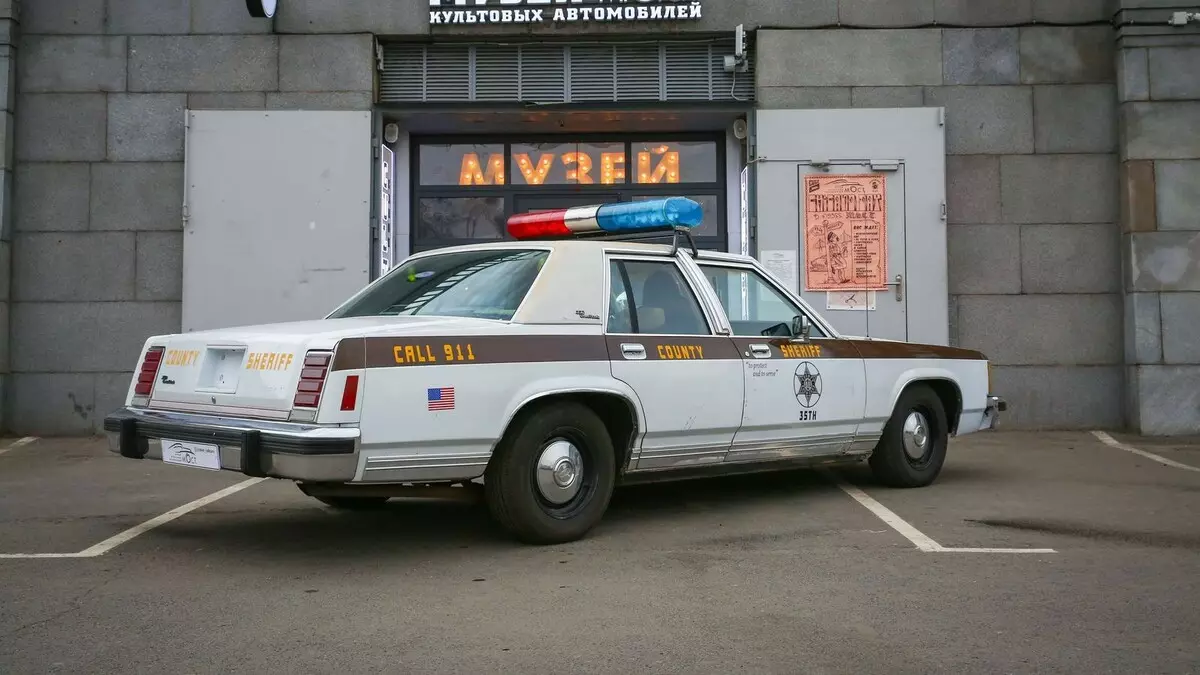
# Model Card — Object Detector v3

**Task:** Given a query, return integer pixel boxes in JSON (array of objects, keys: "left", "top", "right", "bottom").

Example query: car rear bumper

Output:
[
  {"left": 980, "top": 395, "right": 1007, "bottom": 431},
  {"left": 103, "top": 407, "right": 360, "bottom": 482}
]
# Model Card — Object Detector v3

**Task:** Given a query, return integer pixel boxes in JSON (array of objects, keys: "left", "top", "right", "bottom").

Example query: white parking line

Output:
[
  {"left": 1092, "top": 431, "right": 1200, "bottom": 473},
  {"left": 0, "top": 477, "right": 266, "bottom": 560},
  {"left": 0, "top": 437, "right": 38, "bottom": 456},
  {"left": 822, "top": 471, "right": 1056, "bottom": 554}
]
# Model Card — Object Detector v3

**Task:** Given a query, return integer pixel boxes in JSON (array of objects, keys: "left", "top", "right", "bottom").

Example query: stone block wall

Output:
[
  {"left": 1115, "top": 2, "right": 1200, "bottom": 435},
  {"left": 756, "top": 15, "right": 1124, "bottom": 429},
  {"left": 9, "top": 0, "right": 374, "bottom": 434},
  {"left": 0, "top": 1, "right": 13, "bottom": 433},
  {"left": 10, "top": 0, "right": 1181, "bottom": 434}
]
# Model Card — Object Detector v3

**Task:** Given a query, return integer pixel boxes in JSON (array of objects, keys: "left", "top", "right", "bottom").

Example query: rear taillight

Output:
[
  {"left": 292, "top": 351, "right": 332, "bottom": 408},
  {"left": 134, "top": 346, "right": 165, "bottom": 397}
]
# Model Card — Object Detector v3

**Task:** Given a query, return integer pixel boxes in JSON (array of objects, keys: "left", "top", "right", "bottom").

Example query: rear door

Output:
[{"left": 604, "top": 253, "right": 744, "bottom": 470}]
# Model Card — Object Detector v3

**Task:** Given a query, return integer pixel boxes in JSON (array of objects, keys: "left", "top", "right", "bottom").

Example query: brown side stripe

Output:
[
  {"left": 332, "top": 335, "right": 609, "bottom": 370},
  {"left": 604, "top": 335, "right": 742, "bottom": 361},
  {"left": 728, "top": 337, "right": 860, "bottom": 359},
  {"left": 729, "top": 337, "right": 984, "bottom": 361},
  {"left": 330, "top": 335, "right": 985, "bottom": 370},
  {"left": 847, "top": 340, "right": 985, "bottom": 360}
]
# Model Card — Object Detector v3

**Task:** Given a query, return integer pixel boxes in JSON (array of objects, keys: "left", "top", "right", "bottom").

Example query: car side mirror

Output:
[{"left": 792, "top": 315, "right": 812, "bottom": 341}]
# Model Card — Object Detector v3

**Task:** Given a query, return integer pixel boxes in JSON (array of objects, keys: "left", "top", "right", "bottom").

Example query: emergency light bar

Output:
[{"left": 506, "top": 197, "right": 704, "bottom": 240}]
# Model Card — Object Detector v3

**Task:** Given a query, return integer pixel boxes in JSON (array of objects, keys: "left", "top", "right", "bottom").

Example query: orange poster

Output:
[{"left": 802, "top": 173, "right": 888, "bottom": 291}]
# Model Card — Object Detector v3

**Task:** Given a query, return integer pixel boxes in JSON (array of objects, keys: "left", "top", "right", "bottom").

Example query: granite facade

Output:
[
  {"left": 10, "top": 0, "right": 374, "bottom": 434},
  {"left": 5, "top": 0, "right": 1192, "bottom": 434},
  {"left": 1114, "top": 1, "right": 1200, "bottom": 434}
]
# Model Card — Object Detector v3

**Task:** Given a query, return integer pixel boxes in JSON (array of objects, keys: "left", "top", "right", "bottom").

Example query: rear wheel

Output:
[
  {"left": 484, "top": 401, "right": 616, "bottom": 545},
  {"left": 868, "top": 383, "right": 949, "bottom": 488}
]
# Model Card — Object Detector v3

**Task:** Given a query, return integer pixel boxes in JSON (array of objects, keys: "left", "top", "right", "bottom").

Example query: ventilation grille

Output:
[{"left": 379, "top": 39, "right": 755, "bottom": 104}]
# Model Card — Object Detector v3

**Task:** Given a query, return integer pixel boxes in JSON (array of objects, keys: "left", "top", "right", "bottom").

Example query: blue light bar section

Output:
[{"left": 594, "top": 197, "right": 704, "bottom": 232}]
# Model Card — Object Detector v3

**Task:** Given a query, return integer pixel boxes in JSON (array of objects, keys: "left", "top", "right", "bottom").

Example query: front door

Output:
[
  {"left": 604, "top": 254, "right": 745, "bottom": 471},
  {"left": 695, "top": 260, "right": 868, "bottom": 461}
]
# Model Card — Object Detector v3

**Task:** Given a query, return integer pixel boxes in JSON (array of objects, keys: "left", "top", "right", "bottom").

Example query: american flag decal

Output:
[{"left": 427, "top": 386, "right": 455, "bottom": 411}]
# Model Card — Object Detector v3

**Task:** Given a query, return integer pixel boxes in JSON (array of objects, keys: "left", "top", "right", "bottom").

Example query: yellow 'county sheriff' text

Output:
[
  {"left": 246, "top": 351, "right": 294, "bottom": 371},
  {"left": 657, "top": 344, "right": 705, "bottom": 360},
  {"left": 780, "top": 344, "right": 822, "bottom": 359},
  {"left": 164, "top": 349, "right": 199, "bottom": 367},
  {"left": 393, "top": 343, "right": 477, "bottom": 365}
]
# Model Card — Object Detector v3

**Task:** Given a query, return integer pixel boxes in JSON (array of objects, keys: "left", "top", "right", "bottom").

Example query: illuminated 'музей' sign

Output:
[{"left": 458, "top": 144, "right": 684, "bottom": 186}]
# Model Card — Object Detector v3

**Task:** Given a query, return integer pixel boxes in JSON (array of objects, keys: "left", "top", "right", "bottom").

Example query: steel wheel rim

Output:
[
  {"left": 902, "top": 410, "right": 931, "bottom": 461},
  {"left": 535, "top": 439, "right": 585, "bottom": 506}
]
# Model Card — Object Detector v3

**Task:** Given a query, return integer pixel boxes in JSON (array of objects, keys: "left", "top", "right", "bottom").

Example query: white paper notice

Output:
[
  {"left": 826, "top": 290, "right": 877, "bottom": 311},
  {"left": 760, "top": 250, "right": 798, "bottom": 293}
]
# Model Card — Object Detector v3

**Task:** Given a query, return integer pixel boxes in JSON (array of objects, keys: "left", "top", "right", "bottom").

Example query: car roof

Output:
[{"left": 390, "top": 238, "right": 759, "bottom": 327}]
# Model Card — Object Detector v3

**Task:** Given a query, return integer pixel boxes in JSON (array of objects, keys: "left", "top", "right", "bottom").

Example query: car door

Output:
[
  {"left": 693, "top": 259, "right": 869, "bottom": 461},
  {"left": 604, "top": 253, "right": 744, "bottom": 471}
]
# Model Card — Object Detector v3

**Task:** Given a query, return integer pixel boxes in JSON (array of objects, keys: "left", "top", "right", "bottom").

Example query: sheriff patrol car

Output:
[{"left": 104, "top": 197, "right": 1005, "bottom": 545}]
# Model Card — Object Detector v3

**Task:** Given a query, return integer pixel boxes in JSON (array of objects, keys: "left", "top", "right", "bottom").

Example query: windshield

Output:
[{"left": 328, "top": 248, "right": 551, "bottom": 321}]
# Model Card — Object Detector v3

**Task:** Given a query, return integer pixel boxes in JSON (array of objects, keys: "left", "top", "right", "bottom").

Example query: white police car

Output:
[{"left": 104, "top": 197, "right": 1005, "bottom": 545}]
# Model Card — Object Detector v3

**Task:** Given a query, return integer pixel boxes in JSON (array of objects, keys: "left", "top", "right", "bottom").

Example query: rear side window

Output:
[
  {"left": 328, "top": 249, "right": 550, "bottom": 321},
  {"left": 607, "top": 258, "right": 711, "bottom": 336}
]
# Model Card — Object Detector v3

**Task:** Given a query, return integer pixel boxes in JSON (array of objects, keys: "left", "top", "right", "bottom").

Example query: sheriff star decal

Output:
[{"left": 793, "top": 361, "right": 823, "bottom": 410}]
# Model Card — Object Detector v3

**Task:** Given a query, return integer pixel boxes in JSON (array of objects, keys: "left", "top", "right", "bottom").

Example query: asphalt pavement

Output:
[{"left": 2, "top": 430, "right": 1198, "bottom": 674}]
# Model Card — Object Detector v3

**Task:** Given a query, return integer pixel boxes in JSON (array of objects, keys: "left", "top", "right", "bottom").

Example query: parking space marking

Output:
[
  {"left": 0, "top": 437, "right": 38, "bottom": 456},
  {"left": 822, "top": 471, "right": 1056, "bottom": 554},
  {"left": 1092, "top": 431, "right": 1200, "bottom": 473},
  {"left": 0, "top": 477, "right": 266, "bottom": 560}
]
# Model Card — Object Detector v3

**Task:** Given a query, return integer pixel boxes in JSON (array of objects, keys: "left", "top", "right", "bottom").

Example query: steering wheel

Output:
[{"left": 760, "top": 322, "right": 791, "bottom": 337}]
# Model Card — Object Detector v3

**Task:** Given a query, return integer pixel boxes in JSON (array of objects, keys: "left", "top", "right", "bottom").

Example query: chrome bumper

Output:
[
  {"left": 103, "top": 407, "right": 360, "bottom": 482},
  {"left": 980, "top": 395, "right": 1007, "bottom": 431}
]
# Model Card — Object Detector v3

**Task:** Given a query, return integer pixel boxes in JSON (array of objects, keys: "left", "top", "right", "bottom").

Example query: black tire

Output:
[
  {"left": 484, "top": 401, "right": 616, "bottom": 545},
  {"left": 868, "top": 383, "right": 949, "bottom": 488}
]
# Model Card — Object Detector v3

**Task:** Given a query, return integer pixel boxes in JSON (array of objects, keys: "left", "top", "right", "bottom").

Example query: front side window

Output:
[
  {"left": 329, "top": 249, "right": 549, "bottom": 321},
  {"left": 607, "top": 259, "right": 711, "bottom": 336},
  {"left": 698, "top": 264, "right": 827, "bottom": 338}
]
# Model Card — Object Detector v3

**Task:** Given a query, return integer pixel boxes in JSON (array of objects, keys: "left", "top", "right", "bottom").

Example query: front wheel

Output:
[
  {"left": 484, "top": 401, "right": 616, "bottom": 545},
  {"left": 868, "top": 384, "right": 949, "bottom": 488}
]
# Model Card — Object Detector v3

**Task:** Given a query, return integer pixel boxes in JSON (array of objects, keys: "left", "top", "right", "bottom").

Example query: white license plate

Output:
[{"left": 161, "top": 439, "right": 222, "bottom": 471}]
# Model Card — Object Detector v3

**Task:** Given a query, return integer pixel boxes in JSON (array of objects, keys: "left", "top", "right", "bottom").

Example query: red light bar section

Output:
[{"left": 506, "top": 209, "right": 572, "bottom": 239}]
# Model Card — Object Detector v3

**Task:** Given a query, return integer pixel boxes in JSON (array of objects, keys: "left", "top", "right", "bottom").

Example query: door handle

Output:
[
  {"left": 882, "top": 273, "right": 903, "bottom": 301},
  {"left": 748, "top": 344, "right": 772, "bottom": 359},
  {"left": 620, "top": 343, "right": 647, "bottom": 360}
]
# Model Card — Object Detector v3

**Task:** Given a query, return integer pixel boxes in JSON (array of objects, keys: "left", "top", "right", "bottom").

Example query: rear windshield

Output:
[{"left": 328, "top": 248, "right": 550, "bottom": 321}]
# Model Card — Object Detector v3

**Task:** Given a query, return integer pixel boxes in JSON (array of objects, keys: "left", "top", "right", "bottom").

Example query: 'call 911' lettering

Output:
[
  {"left": 780, "top": 344, "right": 822, "bottom": 359},
  {"left": 657, "top": 344, "right": 705, "bottom": 360},
  {"left": 393, "top": 343, "right": 476, "bottom": 365}
]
